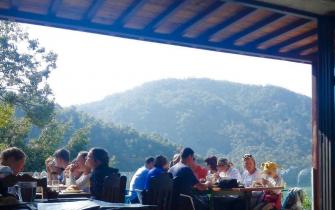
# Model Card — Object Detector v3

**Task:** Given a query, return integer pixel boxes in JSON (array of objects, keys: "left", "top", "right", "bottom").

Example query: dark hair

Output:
[
  {"left": 205, "top": 156, "right": 217, "bottom": 171},
  {"left": 78, "top": 151, "right": 88, "bottom": 160},
  {"left": 154, "top": 155, "right": 168, "bottom": 168},
  {"left": 180, "top": 147, "right": 194, "bottom": 160},
  {"left": 90, "top": 148, "right": 109, "bottom": 166},
  {"left": 0, "top": 147, "right": 26, "bottom": 164},
  {"left": 54, "top": 148, "right": 70, "bottom": 162},
  {"left": 145, "top": 157, "right": 155, "bottom": 165}
]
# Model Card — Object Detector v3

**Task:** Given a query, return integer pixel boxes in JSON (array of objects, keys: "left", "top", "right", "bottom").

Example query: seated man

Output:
[
  {"left": 0, "top": 147, "right": 26, "bottom": 177},
  {"left": 128, "top": 157, "right": 154, "bottom": 203},
  {"left": 168, "top": 147, "right": 209, "bottom": 210},
  {"left": 85, "top": 147, "right": 118, "bottom": 200},
  {"left": 0, "top": 147, "right": 26, "bottom": 196},
  {"left": 144, "top": 155, "right": 169, "bottom": 189}
]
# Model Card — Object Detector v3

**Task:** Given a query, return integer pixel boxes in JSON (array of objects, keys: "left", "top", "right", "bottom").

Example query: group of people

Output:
[
  {"left": 0, "top": 146, "right": 119, "bottom": 200},
  {"left": 0, "top": 146, "right": 284, "bottom": 210},
  {"left": 129, "top": 148, "right": 284, "bottom": 210}
]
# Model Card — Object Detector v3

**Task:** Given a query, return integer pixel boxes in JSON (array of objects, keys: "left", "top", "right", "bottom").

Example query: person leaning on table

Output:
[{"left": 0, "top": 147, "right": 26, "bottom": 196}]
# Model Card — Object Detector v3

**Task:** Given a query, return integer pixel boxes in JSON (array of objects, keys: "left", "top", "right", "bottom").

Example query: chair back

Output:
[
  {"left": 102, "top": 173, "right": 127, "bottom": 203},
  {"left": 142, "top": 172, "right": 173, "bottom": 210},
  {"left": 172, "top": 176, "right": 194, "bottom": 210}
]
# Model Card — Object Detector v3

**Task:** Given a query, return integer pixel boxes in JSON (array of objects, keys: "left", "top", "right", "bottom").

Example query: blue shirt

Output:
[
  {"left": 129, "top": 166, "right": 149, "bottom": 201},
  {"left": 168, "top": 162, "right": 199, "bottom": 195},
  {"left": 144, "top": 167, "right": 165, "bottom": 189}
]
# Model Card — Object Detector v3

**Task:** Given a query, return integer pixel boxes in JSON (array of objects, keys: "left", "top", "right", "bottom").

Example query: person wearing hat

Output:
[
  {"left": 253, "top": 161, "right": 284, "bottom": 210},
  {"left": 216, "top": 158, "right": 241, "bottom": 182}
]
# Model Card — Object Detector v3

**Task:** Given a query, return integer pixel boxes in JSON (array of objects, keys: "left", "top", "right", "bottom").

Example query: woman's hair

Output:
[
  {"left": 90, "top": 148, "right": 109, "bottom": 166},
  {"left": 205, "top": 156, "right": 217, "bottom": 171},
  {"left": 154, "top": 155, "right": 168, "bottom": 168},
  {"left": 0, "top": 147, "right": 26, "bottom": 164},
  {"left": 77, "top": 151, "right": 88, "bottom": 160}
]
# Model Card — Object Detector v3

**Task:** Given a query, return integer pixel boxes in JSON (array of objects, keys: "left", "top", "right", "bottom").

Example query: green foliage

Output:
[
  {"left": 0, "top": 103, "right": 14, "bottom": 127},
  {"left": 78, "top": 78, "right": 312, "bottom": 171},
  {"left": 25, "top": 120, "right": 67, "bottom": 171},
  {"left": 0, "top": 21, "right": 57, "bottom": 127},
  {"left": 303, "top": 190, "right": 312, "bottom": 210},
  {"left": 67, "top": 127, "right": 90, "bottom": 160}
]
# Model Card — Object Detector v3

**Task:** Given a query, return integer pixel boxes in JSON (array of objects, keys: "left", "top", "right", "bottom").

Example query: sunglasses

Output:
[{"left": 243, "top": 154, "right": 253, "bottom": 160}]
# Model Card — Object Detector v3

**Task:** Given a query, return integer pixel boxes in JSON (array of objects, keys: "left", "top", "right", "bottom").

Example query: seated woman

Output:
[
  {"left": 144, "top": 155, "right": 169, "bottom": 189},
  {"left": 204, "top": 156, "right": 217, "bottom": 184},
  {"left": 216, "top": 158, "right": 241, "bottom": 182},
  {"left": 65, "top": 151, "right": 91, "bottom": 192},
  {"left": 254, "top": 161, "right": 284, "bottom": 210},
  {"left": 85, "top": 148, "right": 118, "bottom": 200}
]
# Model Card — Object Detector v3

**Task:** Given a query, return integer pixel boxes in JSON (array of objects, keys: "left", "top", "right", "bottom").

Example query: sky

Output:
[{"left": 24, "top": 23, "right": 312, "bottom": 107}]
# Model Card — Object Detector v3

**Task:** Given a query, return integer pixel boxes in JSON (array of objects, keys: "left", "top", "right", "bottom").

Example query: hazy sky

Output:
[{"left": 24, "top": 23, "right": 312, "bottom": 107}]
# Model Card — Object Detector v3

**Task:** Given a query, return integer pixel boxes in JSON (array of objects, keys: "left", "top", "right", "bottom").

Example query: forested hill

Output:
[
  {"left": 28, "top": 107, "right": 177, "bottom": 171},
  {"left": 78, "top": 78, "right": 312, "bottom": 169}
]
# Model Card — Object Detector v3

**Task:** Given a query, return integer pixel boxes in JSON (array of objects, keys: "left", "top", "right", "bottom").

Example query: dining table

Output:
[
  {"left": 207, "top": 186, "right": 284, "bottom": 210},
  {"left": 1, "top": 198, "right": 156, "bottom": 210}
]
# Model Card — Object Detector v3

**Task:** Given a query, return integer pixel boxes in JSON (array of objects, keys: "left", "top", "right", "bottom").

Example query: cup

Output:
[
  {"left": 16, "top": 181, "right": 37, "bottom": 202},
  {"left": 51, "top": 180, "right": 60, "bottom": 192}
]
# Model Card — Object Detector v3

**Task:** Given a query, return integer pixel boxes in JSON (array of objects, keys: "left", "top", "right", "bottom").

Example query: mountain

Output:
[
  {"left": 78, "top": 78, "right": 312, "bottom": 170},
  {"left": 28, "top": 107, "right": 178, "bottom": 171}
]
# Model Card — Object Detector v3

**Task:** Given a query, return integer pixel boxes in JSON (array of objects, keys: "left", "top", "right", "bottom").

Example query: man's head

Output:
[
  {"left": 0, "top": 147, "right": 26, "bottom": 175},
  {"left": 85, "top": 148, "right": 109, "bottom": 169},
  {"left": 145, "top": 157, "right": 155, "bottom": 170},
  {"left": 154, "top": 155, "right": 169, "bottom": 170},
  {"left": 54, "top": 148, "right": 70, "bottom": 169},
  {"left": 180, "top": 147, "right": 195, "bottom": 166}
]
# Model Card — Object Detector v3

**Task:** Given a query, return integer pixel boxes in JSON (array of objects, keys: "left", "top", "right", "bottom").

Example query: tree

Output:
[
  {"left": 67, "top": 127, "right": 90, "bottom": 160},
  {"left": 0, "top": 21, "right": 57, "bottom": 127},
  {"left": 25, "top": 120, "right": 68, "bottom": 171}
]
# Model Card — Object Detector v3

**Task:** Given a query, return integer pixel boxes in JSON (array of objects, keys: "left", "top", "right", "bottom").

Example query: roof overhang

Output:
[{"left": 1, "top": 0, "right": 334, "bottom": 64}]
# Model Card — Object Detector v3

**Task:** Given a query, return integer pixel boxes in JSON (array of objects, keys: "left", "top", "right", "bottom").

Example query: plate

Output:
[{"left": 61, "top": 189, "right": 82, "bottom": 194}]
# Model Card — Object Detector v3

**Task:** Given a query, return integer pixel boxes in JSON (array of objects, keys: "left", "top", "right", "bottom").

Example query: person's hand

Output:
[{"left": 261, "top": 178, "right": 269, "bottom": 186}]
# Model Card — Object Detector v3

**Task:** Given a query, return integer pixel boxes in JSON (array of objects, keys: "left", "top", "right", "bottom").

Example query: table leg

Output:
[{"left": 245, "top": 192, "right": 252, "bottom": 210}]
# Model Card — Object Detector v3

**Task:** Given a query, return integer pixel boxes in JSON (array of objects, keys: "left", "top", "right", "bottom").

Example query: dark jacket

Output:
[{"left": 90, "top": 164, "right": 118, "bottom": 200}]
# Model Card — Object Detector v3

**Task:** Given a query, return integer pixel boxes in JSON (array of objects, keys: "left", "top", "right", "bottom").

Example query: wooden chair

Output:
[
  {"left": 142, "top": 172, "right": 173, "bottom": 210},
  {"left": 101, "top": 173, "right": 127, "bottom": 203}
]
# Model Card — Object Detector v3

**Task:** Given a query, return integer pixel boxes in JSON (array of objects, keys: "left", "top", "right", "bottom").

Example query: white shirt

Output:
[
  {"left": 265, "top": 175, "right": 285, "bottom": 194},
  {"left": 75, "top": 173, "right": 91, "bottom": 192},
  {"left": 219, "top": 167, "right": 241, "bottom": 182},
  {"left": 241, "top": 169, "right": 262, "bottom": 187}
]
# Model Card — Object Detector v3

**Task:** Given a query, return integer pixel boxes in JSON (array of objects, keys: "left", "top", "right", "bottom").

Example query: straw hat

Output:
[{"left": 261, "top": 161, "right": 278, "bottom": 173}]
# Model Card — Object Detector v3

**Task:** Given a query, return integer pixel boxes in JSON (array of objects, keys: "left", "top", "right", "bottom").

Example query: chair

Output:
[
  {"left": 142, "top": 172, "right": 173, "bottom": 210},
  {"left": 172, "top": 176, "right": 194, "bottom": 210},
  {"left": 101, "top": 173, "right": 127, "bottom": 203}
]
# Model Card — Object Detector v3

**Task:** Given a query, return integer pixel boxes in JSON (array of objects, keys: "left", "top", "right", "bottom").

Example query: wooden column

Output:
[{"left": 312, "top": 16, "right": 335, "bottom": 210}]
